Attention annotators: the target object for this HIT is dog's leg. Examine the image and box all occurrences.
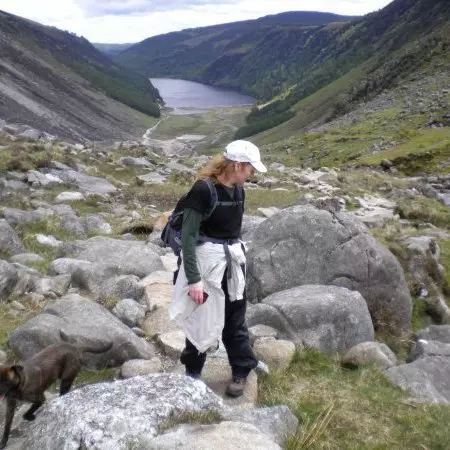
[23,396,44,421]
[1,397,16,449]
[59,376,76,396]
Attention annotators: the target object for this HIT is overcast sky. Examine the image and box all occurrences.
[0,0,393,44]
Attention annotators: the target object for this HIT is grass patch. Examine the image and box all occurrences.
[158,410,223,434]
[245,188,299,215]
[438,238,450,296]
[395,197,450,229]
[122,183,187,212]
[259,348,450,449]
[74,367,118,387]
[358,128,450,173]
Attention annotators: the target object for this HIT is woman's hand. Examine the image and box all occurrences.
[188,280,205,304]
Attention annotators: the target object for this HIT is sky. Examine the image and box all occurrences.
[0,0,393,44]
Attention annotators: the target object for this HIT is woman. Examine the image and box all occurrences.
[169,139,267,397]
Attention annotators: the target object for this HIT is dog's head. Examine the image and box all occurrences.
[0,365,24,397]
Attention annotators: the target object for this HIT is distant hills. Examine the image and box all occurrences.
[0,10,161,141]
[93,43,134,59]
[115,0,450,138]
[115,11,358,98]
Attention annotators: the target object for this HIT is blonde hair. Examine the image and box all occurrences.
[197,155,239,180]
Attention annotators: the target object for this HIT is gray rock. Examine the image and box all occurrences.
[113,298,146,328]
[120,358,163,378]
[253,337,295,369]
[2,207,54,226]
[119,156,153,167]
[20,374,225,450]
[0,349,7,364]
[48,169,117,196]
[9,253,45,265]
[35,234,61,248]
[246,303,289,333]
[70,262,145,301]
[9,294,155,368]
[342,341,397,370]
[240,215,266,245]
[0,260,18,300]
[416,325,450,343]
[0,219,26,255]
[59,236,164,278]
[225,405,298,446]
[33,275,71,297]
[408,339,450,362]
[137,172,166,184]
[83,214,112,234]
[3,179,28,190]
[27,170,63,187]
[261,285,374,353]
[59,213,87,236]
[248,324,279,345]
[386,357,450,404]
[246,205,412,331]
[55,192,85,202]
[137,421,281,450]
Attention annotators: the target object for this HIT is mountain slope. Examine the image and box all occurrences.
[0,10,161,141]
[116,11,358,95]
[94,43,134,59]
[118,1,448,102]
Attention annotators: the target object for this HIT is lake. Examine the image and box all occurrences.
[150,78,255,115]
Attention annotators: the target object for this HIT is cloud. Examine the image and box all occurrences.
[0,0,393,43]
[74,0,241,16]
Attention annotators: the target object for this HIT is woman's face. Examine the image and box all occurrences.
[234,162,254,184]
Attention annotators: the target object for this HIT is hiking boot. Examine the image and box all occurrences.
[225,376,247,397]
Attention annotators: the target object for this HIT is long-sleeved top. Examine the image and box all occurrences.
[181,183,237,284]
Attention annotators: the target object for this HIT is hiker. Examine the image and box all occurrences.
[168,140,267,397]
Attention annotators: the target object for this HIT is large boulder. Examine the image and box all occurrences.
[20,374,225,450]
[246,205,412,332]
[386,357,450,404]
[0,259,18,300]
[255,285,374,353]
[8,294,155,367]
[58,237,164,278]
[0,219,26,255]
[2,207,54,226]
[48,169,117,196]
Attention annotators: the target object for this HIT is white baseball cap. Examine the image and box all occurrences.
[223,140,267,173]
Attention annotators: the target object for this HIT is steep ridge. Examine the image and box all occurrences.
[0,10,161,141]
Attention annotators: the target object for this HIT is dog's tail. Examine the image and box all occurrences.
[60,330,113,354]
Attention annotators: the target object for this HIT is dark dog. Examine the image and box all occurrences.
[0,340,112,449]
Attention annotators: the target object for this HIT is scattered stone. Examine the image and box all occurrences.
[253,337,295,369]
[55,192,85,202]
[342,341,397,370]
[120,357,163,378]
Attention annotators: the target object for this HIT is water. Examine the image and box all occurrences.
[150,78,255,115]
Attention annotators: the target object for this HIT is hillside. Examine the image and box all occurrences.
[116,0,449,139]
[115,11,358,97]
[94,43,134,58]
[0,10,161,141]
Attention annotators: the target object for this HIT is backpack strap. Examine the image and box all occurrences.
[200,178,244,219]
[202,178,219,220]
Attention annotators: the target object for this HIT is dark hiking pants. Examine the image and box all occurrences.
[180,269,258,378]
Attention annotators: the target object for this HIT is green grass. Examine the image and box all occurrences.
[245,188,300,215]
[259,348,450,449]
[395,197,450,230]
[438,239,450,296]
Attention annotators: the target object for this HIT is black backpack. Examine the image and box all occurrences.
[161,178,243,256]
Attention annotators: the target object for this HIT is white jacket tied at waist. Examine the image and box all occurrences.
[169,241,246,353]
